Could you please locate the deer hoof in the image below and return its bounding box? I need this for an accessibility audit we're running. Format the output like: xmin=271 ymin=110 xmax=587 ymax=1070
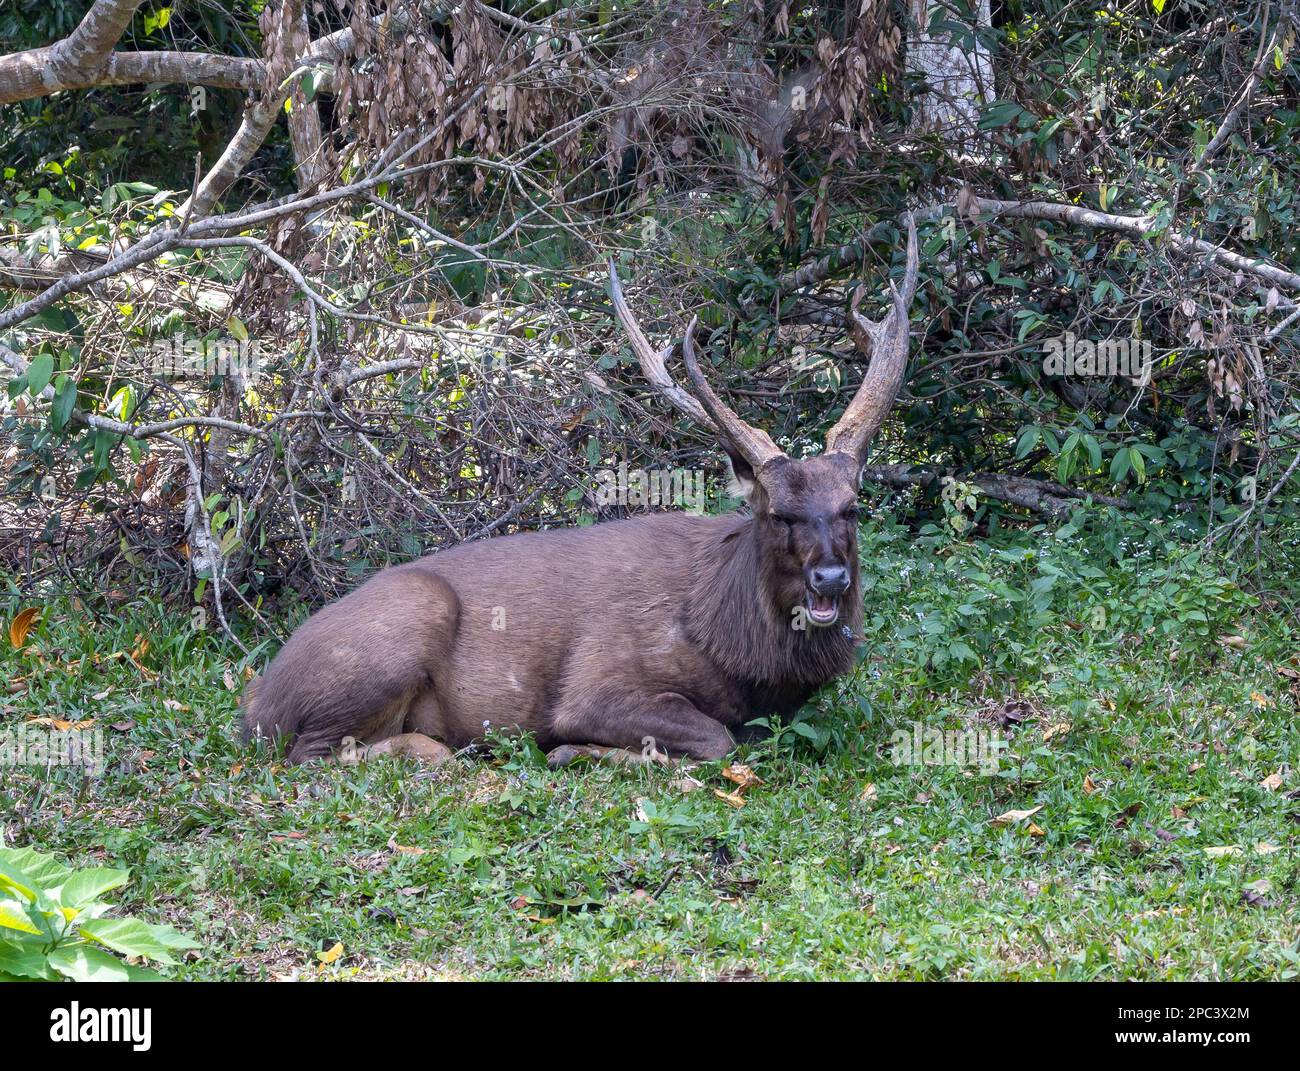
xmin=546 ymin=744 xmax=654 ymax=769
xmin=339 ymin=733 xmax=453 ymax=766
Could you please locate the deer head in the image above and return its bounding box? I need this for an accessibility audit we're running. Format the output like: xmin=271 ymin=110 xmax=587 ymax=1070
xmin=609 ymin=216 xmax=919 ymax=629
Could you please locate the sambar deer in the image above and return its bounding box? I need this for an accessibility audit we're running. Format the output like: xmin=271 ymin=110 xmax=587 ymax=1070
xmin=240 ymin=218 xmax=918 ymax=766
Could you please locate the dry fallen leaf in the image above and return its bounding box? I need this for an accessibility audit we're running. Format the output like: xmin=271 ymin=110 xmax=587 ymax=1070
xmin=1082 ymin=775 xmax=1098 ymax=795
xmin=1204 ymin=845 xmax=1243 ymax=858
xmin=992 ymin=805 xmax=1043 ymax=827
xmin=1027 ymin=822 xmax=1047 ymax=838
xmin=1217 ymin=634 xmax=1247 ymax=650
xmin=861 ymin=782 xmax=878 ymax=803
xmin=713 ymin=788 xmax=747 ymax=808
xmin=316 ymin=942 xmax=343 ymax=965
xmin=129 ymin=634 xmax=150 ymax=667
xmin=1260 ymin=769 xmax=1284 ymax=792
xmin=8 ymin=607 xmax=39 ymax=649
xmin=1042 ymin=722 xmax=1072 ymax=742
xmin=29 ymin=717 xmax=94 ymax=731
xmin=722 ymin=764 xmax=764 ymax=791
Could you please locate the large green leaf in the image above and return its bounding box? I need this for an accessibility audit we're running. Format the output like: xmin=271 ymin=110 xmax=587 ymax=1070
xmin=0 ymin=936 xmax=56 ymax=979
xmin=49 ymin=941 xmax=132 ymax=981
xmin=0 ymin=898 xmax=41 ymax=935
xmin=26 ymin=353 xmax=54 ymax=396
xmin=55 ymin=867 xmax=130 ymax=909
xmin=78 ymin=916 xmax=198 ymax=964
xmin=0 ymin=846 xmax=72 ymax=888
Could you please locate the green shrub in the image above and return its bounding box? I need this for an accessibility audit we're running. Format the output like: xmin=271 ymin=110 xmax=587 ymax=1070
xmin=0 ymin=845 xmax=197 ymax=981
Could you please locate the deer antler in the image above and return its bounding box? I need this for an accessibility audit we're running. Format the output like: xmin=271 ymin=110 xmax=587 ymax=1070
xmin=824 ymin=214 xmax=919 ymax=464
xmin=609 ymin=260 xmax=785 ymax=469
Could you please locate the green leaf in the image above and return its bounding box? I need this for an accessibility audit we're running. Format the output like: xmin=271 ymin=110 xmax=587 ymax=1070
xmin=79 ymin=916 xmax=198 ymax=964
xmin=1083 ymin=434 xmax=1102 ymax=471
xmin=1014 ymin=426 xmax=1040 ymax=460
xmin=51 ymin=375 xmax=77 ymax=432
xmin=0 ymin=899 xmax=41 ymax=935
xmin=1110 ymin=449 xmax=1131 ymax=484
xmin=27 ymin=353 xmax=54 ymax=396
xmin=56 ymin=867 xmax=130 ymax=908
xmin=49 ymin=941 xmax=133 ymax=981
xmin=1128 ymin=446 xmax=1146 ymax=482
xmin=0 ymin=937 xmax=57 ymax=979
xmin=0 ymin=846 xmax=72 ymax=888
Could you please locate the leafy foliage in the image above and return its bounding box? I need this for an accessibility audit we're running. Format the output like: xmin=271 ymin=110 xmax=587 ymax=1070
xmin=0 ymin=844 xmax=198 ymax=981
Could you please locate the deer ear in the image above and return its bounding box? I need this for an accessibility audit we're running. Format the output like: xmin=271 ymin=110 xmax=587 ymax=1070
xmin=722 ymin=443 xmax=758 ymax=504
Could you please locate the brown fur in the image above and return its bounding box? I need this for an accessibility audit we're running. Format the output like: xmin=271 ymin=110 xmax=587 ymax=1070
xmin=240 ymin=452 xmax=864 ymax=763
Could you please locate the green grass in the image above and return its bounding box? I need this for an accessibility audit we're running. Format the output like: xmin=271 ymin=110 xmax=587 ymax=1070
xmin=2 ymin=514 xmax=1299 ymax=979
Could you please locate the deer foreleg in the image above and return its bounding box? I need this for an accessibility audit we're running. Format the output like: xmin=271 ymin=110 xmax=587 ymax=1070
xmin=551 ymin=692 xmax=735 ymax=762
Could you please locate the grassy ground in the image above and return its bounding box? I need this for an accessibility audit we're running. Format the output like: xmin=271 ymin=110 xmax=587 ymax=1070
xmin=3 ymin=514 xmax=1299 ymax=980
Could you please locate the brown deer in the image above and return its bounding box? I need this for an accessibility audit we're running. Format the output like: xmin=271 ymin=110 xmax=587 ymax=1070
xmin=240 ymin=218 xmax=918 ymax=766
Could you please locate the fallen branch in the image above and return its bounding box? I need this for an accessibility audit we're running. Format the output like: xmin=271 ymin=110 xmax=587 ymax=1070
xmin=775 ymin=195 xmax=1300 ymax=297
xmin=861 ymin=463 xmax=1131 ymax=517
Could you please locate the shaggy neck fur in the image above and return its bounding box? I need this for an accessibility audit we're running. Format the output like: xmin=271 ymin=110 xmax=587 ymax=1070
xmin=686 ymin=512 xmax=860 ymax=688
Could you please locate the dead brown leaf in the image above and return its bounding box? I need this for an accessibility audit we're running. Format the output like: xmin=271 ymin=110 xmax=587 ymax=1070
xmin=992 ymin=805 xmax=1043 ymax=827
xmin=721 ymin=764 xmax=765 ymax=792
xmin=8 ymin=607 xmax=39 ymax=649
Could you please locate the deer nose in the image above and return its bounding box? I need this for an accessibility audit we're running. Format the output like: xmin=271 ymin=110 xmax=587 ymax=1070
xmin=810 ymin=565 xmax=849 ymax=595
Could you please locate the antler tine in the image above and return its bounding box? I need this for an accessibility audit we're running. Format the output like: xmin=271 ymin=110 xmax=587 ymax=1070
xmin=608 ymin=259 xmax=714 ymax=429
xmin=680 ymin=319 xmax=784 ymax=468
xmin=609 ymin=260 xmax=784 ymax=470
xmin=825 ymin=213 xmax=919 ymax=463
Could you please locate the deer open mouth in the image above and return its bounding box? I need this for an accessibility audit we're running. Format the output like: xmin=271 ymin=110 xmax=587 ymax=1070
xmin=805 ymin=590 xmax=840 ymax=626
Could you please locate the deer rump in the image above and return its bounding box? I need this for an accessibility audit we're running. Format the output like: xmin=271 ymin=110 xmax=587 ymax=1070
xmin=242 ymin=216 xmax=918 ymax=765
xmin=240 ymin=509 xmax=859 ymax=765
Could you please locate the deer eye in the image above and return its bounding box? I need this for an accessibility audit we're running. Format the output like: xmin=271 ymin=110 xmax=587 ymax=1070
xmin=841 ymin=506 xmax=860 ymax=521
xmin=771 ymin=512 xmax=797 ymax=527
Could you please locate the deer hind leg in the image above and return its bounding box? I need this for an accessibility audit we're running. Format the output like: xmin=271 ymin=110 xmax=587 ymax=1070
xmin=550 ymin=691 xmax=735 ymax=763
xmin=240 ymin=565 xmax=461 ymax=764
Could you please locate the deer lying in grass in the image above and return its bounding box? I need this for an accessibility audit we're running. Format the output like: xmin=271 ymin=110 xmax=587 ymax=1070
xmin=241 ymin=219 xmax=918 ymax=766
